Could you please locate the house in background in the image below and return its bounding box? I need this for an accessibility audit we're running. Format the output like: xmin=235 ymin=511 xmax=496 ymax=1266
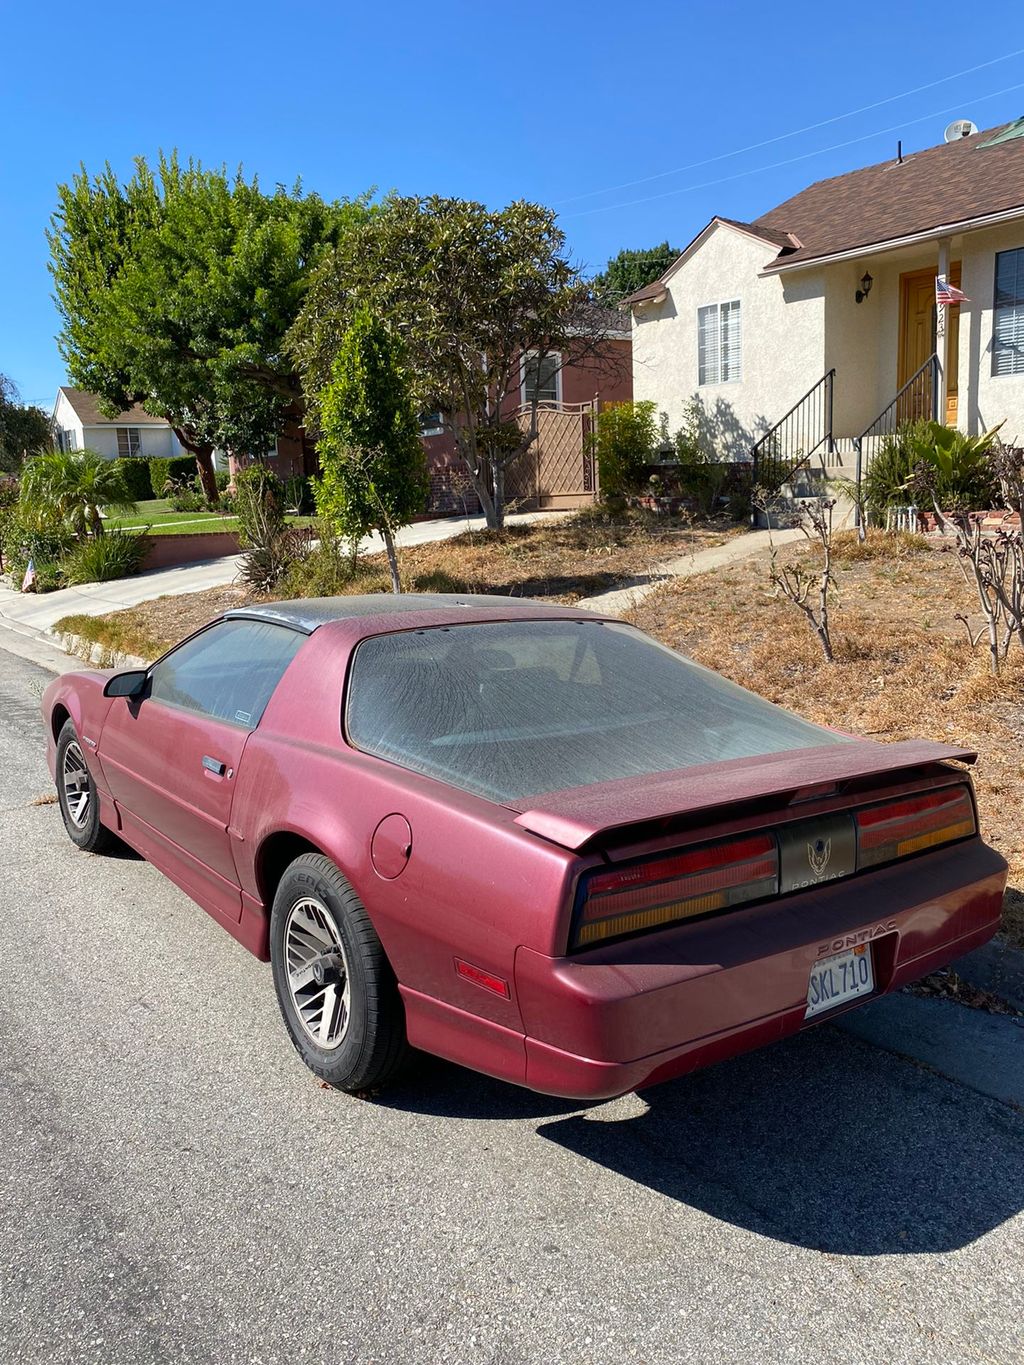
xmin=52 ymin=313 xmax=631 ymax=514
xmin=52 ymin=387 xmax=188 ymax=461
xmin=422 ymin=315 xmax=633 ymax=513
xmin=626 ymin=117 xmax=1024 ymax=489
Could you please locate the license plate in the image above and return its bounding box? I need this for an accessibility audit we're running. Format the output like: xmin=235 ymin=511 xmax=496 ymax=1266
xmin=805 ymin=945 xmax=874 ymax=1019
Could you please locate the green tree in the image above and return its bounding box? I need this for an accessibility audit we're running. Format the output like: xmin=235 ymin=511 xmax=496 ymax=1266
xmin=315 ymin=309 xmax=428 ymax=593
xmin=0 ymin=374 xmax=52 ymax=473
xmin=592 ymin=242 xmax=680 ymax=302
xmin=18 ymin=448 xmax=137 ymax=538
xmin=592 ymin=401 xmax=659 ymax=499
xmin=291 ymin=195 xmax=613 ymax=530
xmin=49 ymin=154 xmax=370 ymax=501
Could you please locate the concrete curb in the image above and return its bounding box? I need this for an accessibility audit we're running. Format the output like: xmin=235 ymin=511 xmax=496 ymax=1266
xmin=952 ymin=938 xmax=1024 ymax=1013
xmin=837 ymin=993 xmax=1024 ymax=1108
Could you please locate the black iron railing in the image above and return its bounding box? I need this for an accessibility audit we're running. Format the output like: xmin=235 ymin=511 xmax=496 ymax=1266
xmin=751 ymin=369 xmax=835 ymax=498
xmin=853 ymin=353 xmax=940 ymax=525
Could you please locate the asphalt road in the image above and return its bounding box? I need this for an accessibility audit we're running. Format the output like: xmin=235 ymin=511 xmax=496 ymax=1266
xmin=1 ymin=645 xmax=1022 ymax=1365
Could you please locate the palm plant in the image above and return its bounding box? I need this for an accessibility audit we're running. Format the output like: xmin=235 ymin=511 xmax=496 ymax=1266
xmin=18 ymin=448 xmax=137 ymax=538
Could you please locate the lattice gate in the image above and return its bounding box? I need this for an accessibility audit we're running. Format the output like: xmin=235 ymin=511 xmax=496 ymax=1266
xmin=506 ymin=401 xmax=598 ymax=509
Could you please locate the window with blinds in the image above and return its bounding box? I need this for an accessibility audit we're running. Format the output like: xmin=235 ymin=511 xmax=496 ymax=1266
xmin=522 ymin=351 xmax=561 ymax=405
xmin=993 ymin=248 xmax=1024 ymax=377
xmin=116 ymin=427 xmax=142 ymax=457
xmin=697 ymin=300 xmax=741 ymax=385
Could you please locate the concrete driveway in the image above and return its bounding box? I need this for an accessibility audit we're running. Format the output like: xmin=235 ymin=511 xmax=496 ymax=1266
xmin=2 ymin=642 xmax=1023 ymax=1365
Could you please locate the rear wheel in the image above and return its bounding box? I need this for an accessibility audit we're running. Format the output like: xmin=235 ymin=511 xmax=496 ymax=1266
xmin=270 ymin=854 xmax=409 ymax=1092
xmin=55 ymin=719 xmax=115 ymax=854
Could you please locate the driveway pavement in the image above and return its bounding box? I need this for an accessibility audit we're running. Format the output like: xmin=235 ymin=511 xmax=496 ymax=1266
xmin=0 ymin=510 xmax=564 ymax=637
xmin=2 ymin=642 xmax=1023 ymax=1364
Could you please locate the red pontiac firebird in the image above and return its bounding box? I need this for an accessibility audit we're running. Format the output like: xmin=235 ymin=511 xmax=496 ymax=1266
xmin=42 ymin=594 xmax=1006 ymax=1099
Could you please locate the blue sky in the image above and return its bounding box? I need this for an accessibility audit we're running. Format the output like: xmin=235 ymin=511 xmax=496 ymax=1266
xmin=2 ymin=0 xmax=1023 ymax=409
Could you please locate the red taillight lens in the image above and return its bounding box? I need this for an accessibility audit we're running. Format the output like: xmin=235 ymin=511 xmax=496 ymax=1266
xmin=855 ymin=785 xmax=975 ymax=868
xmin=573 ymin=832 xmax=779 ymax=949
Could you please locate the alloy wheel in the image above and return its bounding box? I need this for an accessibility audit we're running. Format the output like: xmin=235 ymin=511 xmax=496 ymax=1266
xmin=61 ymin=740 xmax=92 ymax=829
xmin=284 ymin=897 xmax=352 ymax=1050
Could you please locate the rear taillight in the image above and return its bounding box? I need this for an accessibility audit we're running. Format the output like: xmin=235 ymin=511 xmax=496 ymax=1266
xmin=855 ymin=785 xmax=976 ymax=868
xmin=573 ymin=832 xmax=779 ymax=948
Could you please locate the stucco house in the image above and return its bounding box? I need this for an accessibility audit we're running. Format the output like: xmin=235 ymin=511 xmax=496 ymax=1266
xmin=627 ymin=117 xmax=1024 ymax=490
xmin=52 ymin=387 xmax=188 ymax=462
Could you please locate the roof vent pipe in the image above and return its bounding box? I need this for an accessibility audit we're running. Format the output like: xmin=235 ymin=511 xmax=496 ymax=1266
xmin=897 ymin=140 xmax=903 ymax=164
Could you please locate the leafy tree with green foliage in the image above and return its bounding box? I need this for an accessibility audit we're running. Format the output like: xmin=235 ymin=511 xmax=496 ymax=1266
xmin=591 ymin=401 xmax=659 ymax=500
xmin=49 ymin=154 xmax=370 ymax=502
xmin=291 ymin=195 xmax=614 ymax=530
xmin=314 ymin=309 xmax=428 ymax=593
xmin=18 ymin=448 xmax=137 ymax=538
xmin=0 ymin=373 xmax=52 ymax=473
xmin=592 ymin=242 xmax=680 ymax=302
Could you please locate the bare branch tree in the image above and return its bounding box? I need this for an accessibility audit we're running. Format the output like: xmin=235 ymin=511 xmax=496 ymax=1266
xmin=757 ymin=494 xmax=837 ymax=662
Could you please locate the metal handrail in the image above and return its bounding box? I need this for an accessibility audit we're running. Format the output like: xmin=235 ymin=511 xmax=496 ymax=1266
xmin=852 ymin=353 xmax=941 ymax=528
xmin=751 ymin=369 xmax=835 ymax=500
xmin=855 ymin=353 xmax=940 ymax=443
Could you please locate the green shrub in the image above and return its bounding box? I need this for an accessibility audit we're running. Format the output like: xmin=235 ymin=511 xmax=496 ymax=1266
xmin=149 ymin=455 xmax=197 ymax=496
xmin=593 ymin=401 xmax=658 ymax=500
xmin=864 ymin=420 xmax=1000 ymax=518
xmin=62 ymin=529 xmax=148 ymax=585
xmin=235 ymin=464 xmax=305 ymax=593
xmin=281 ymin=522 xmax=357 ymax=597
xmin=2 ymin=513 xmax=75 ymax=587
xmin=113 ymin=456 xmax=153 ymax=501
xmin=168 ymin=479 xmax=209 ymax=512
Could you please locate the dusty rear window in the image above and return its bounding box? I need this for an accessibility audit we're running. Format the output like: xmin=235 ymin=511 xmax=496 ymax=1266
xmin=345 ymin=620 xmax=845 ymax=803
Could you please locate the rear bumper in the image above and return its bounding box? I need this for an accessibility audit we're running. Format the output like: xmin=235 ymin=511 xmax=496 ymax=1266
xmin=515 ymin=840 xmax=1006 ymax=1099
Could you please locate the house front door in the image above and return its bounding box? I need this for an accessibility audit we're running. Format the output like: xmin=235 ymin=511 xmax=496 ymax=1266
xmin=898 ymin=264 xmax=961 ymax=424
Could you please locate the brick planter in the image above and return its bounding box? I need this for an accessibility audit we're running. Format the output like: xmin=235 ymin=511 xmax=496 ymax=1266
xmin=140 ymin=530 xmax=241 ymax=571
xmin=916 ymin=510 xmax=1021 ymax=534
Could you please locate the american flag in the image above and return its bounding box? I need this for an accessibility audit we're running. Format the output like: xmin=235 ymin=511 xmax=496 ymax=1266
xmin=21 ymin=558 xmax=36 ymax=592
xmin=936 ymin=275 xmax=969 ymax=306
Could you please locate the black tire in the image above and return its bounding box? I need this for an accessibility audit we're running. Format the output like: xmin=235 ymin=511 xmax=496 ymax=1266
xmin=55 ymin=719 xmax=115 ymax=854
xmin=270 ymin=853 xmax=409 ymax=1092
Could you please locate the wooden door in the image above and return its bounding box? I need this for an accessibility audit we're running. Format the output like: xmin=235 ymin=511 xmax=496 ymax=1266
xmin=898 ymin=263 xmax=961 ymax=423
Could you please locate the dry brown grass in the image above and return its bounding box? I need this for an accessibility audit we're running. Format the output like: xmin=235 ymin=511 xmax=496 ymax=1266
xmin=629 ymin=532 xmax=1024 ymax=950
xmin=55 ymin=512 xmax=733 ymax=660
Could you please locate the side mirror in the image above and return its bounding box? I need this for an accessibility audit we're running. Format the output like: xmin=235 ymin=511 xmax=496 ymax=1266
xmin=103 ymin=670 xmax=149 ymax=699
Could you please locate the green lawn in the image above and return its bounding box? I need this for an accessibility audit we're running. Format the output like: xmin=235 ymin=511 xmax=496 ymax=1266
xmin=112 ymin=498 xmax=235 ymax=532
xmin=107 ymin=499 xmax=313 ymax=537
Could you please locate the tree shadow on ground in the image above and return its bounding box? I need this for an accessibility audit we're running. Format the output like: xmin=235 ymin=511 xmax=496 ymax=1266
xmin=537 ymin=1025 xmax=1024 ymax=1256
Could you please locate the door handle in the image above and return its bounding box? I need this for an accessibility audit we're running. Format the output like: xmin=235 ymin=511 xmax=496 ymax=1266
xmin=202 ymin=755 xmax=227 ymax=776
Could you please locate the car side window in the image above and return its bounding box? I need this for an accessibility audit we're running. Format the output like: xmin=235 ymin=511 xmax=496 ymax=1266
xmin=148 ymin=619 xmax=305 ymax=730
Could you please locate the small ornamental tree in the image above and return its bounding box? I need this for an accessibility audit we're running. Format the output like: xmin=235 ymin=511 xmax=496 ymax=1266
xmin=315 ymin=310 xmax=428 ymax=593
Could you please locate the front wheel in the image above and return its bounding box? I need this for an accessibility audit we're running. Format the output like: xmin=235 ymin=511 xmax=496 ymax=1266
xmin=55 ymin=719 xmax=115 ymax=854
xmin=270 ymin=854 xmax=409 ymax=1092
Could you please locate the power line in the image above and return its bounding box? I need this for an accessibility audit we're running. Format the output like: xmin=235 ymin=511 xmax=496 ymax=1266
xmin=557 ymin=47 xmax=1024 ymax=206
xmin=563 ymin=81 xmax=1024 ymax=220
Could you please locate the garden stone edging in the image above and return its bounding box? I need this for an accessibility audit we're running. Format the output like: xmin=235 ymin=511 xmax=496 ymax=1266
xmin=46 ymin=627 xmax=149 ymax=671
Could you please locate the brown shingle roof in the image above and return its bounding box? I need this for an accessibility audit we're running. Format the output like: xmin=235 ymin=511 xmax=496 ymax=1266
xmin=755 ymin=120 xmax=1024 ymax=268
xmin=58 ymin=387 xmax=168 ymax=426
xmin=622 ymin=215 xmax=804 ymax=304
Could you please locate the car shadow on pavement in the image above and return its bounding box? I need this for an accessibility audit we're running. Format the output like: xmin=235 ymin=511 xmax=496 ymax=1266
xmin=377 ymin=1055 xmax=586 ymax=1122
xmin=536 ymin=1025 xmax=1024 ymax=1256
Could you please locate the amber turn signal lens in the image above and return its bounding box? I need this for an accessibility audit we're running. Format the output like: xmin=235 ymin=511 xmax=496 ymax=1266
xmin=855 ymin=785 xmax=975 ymax=869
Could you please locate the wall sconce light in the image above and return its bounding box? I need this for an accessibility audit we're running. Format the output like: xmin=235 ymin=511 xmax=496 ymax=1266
xmin=855 ymin=271 xmax=873 ymax=304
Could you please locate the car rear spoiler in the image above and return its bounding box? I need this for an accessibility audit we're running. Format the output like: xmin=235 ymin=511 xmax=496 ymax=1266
xmin=511 ymin=740 xmax=977 ymax=852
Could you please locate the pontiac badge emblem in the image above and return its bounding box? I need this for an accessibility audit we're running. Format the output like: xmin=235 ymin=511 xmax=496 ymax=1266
xmin=807 ymin=837 xmax=832 ymax=878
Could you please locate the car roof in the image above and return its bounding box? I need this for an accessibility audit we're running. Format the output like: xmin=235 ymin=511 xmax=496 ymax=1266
xmin=224 ymin=593 xmax=604 ymax=635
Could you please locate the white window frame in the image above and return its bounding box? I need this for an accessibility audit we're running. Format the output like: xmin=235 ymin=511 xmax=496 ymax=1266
xmin=116 ymin=426 xmax=142 ymax=457
xmin=993 ymin=247 xmax=1024 ymax=378
xmin=61 ymin=428 xmax=77 ymax=452
xmin=697 ymin=299 xmax=742 ymax=386
xmin=419 ymin=411 xmax=445 ymax=437
xmin=520 ymin=350 xmax=563 ymax=407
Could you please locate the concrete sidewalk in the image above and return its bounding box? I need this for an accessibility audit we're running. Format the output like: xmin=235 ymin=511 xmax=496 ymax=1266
xmin=576 ymin=526 xmax=805 ymax=614
xmin=0 ymin=509 xmax=564 ymax=636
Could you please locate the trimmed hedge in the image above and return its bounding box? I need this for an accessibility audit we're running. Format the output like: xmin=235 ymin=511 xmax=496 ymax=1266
xmin=149 ymin=455 xmax=197 ymax=495
xmin=113 ymin=456 xmax=154 ymax=501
